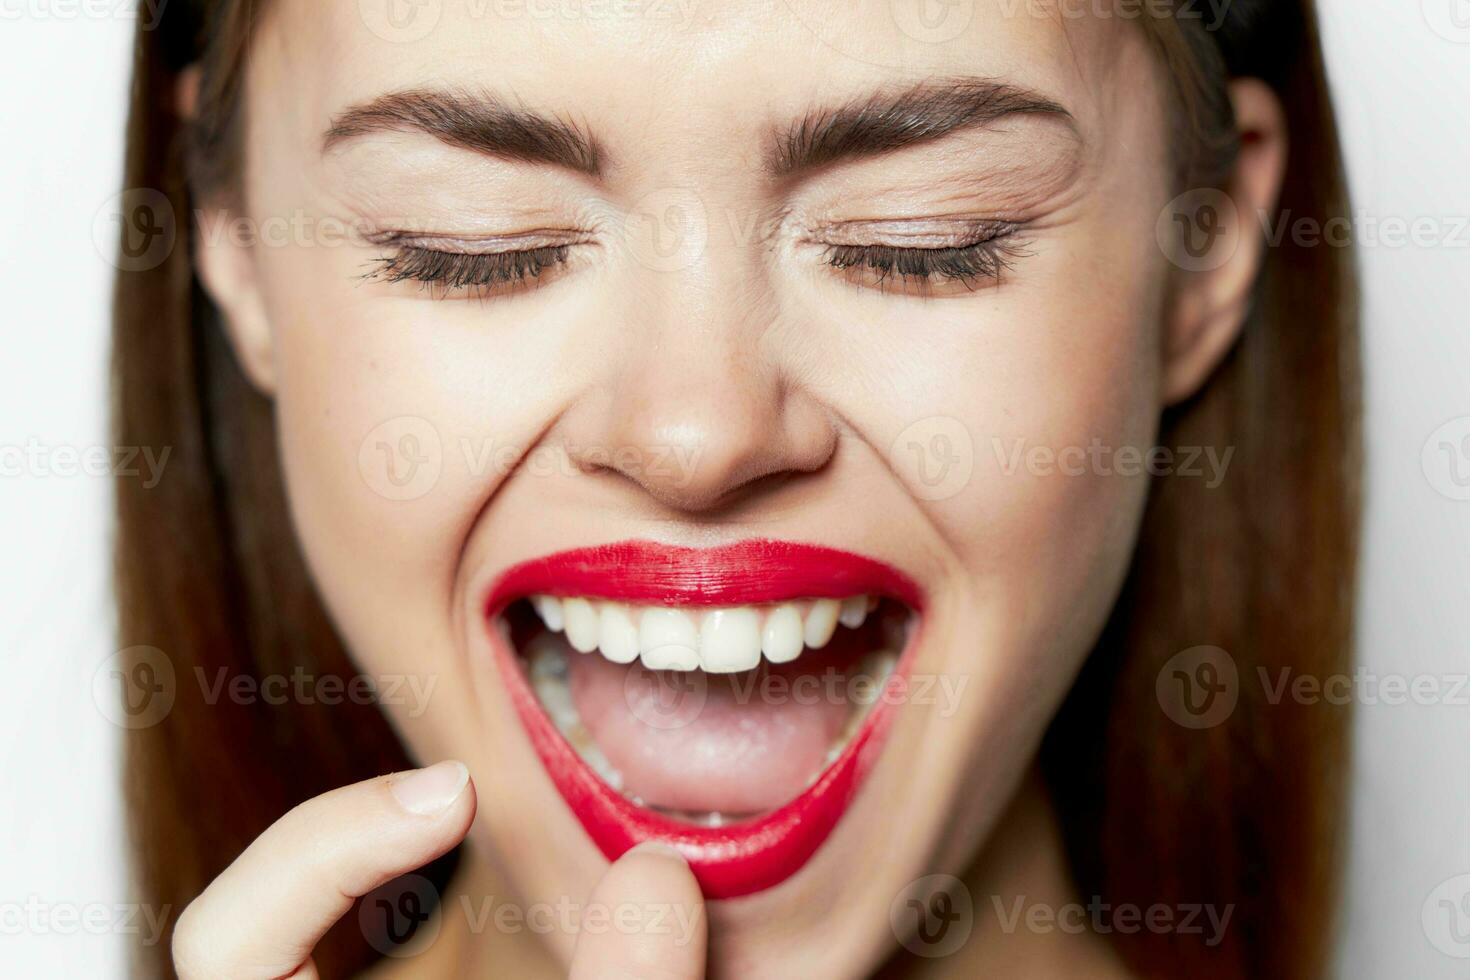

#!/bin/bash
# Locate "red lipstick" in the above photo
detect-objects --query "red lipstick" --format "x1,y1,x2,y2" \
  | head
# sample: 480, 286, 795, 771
483, 539, 924, 899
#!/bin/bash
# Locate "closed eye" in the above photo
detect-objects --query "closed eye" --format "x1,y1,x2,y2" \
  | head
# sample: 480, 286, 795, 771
821, 225, 1029, 292
364, 243, 573, 299
359, 222, 1028, 301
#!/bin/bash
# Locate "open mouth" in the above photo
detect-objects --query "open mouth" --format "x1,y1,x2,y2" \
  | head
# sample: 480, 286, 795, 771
483, 539, 924, 899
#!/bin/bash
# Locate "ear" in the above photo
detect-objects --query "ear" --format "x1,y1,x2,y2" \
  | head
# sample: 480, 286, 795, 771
194, 206, 278, 393
1160, 78, 1288, 405
178, 65, 278, 394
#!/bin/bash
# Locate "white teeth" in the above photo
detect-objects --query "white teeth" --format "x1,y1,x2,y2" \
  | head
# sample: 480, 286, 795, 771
532, 595, 564, 632
699, 608, 762, 673
531, 673, 576, 728
562, 598, 600, 653
527, 593, 881, 671
760, 604, 804, 664
597, 604, 640, 664
639, 608, 700, 670
642, 644, 700, 671
804, 598, 840, 649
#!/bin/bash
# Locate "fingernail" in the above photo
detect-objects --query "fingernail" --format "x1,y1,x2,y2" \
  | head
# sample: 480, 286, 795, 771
391, 761, 469, 815
627, 840, 688, 865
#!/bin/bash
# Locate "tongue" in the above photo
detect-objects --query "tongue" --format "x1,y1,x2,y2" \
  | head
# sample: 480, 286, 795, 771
566, 647, 853, 815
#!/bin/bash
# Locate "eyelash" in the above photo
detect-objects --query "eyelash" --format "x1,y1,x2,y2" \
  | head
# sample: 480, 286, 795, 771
822, 227, 1028, 289
367, 244, 572, 294
364, 224, 1027, 297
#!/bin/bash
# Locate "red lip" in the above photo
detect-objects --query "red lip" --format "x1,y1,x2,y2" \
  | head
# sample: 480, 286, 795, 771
482, 539, 924, 899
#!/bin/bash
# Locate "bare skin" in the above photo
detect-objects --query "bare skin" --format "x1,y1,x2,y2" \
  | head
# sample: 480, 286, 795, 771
175, 1, 1286, 976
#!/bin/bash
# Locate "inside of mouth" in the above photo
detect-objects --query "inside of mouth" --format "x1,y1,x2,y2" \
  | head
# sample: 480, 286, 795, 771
504, 596, 913, 828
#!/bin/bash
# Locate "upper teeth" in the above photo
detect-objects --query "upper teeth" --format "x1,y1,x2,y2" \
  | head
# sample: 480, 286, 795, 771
528, 595, 877, 672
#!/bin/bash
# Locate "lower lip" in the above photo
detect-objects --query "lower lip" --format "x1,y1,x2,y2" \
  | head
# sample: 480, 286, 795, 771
483, 539, 923, 899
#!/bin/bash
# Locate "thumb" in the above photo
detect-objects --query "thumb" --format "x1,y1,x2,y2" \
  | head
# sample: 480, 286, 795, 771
569, 842, 707, 980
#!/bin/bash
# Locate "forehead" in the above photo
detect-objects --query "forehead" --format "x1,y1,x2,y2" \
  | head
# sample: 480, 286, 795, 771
252, 0, 1152, 150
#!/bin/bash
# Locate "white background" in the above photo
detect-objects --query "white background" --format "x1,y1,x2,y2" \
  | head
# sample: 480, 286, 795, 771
1, 1, 1467, 975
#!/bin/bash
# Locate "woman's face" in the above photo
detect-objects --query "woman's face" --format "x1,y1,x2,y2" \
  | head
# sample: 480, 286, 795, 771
207, 0, 1195, 973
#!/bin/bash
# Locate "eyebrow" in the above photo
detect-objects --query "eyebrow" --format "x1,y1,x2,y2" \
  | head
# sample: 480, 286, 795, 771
323, 89, 603, 177
321, 77, 1074, 181
767, 76, 1077, 177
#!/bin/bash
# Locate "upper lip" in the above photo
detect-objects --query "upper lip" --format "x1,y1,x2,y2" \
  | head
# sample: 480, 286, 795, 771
482, 538, 926, 613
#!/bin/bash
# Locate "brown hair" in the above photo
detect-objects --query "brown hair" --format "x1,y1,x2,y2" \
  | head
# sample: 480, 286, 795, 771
114, 2, 1358, 976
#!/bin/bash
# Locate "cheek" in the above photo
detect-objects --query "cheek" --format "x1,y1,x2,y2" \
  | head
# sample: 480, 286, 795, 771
876, 230, 1168, 862
905, 218, 1168, 698
247, 247, 523, 721
965, 282, 1162, 600
884, 247, 1163, 546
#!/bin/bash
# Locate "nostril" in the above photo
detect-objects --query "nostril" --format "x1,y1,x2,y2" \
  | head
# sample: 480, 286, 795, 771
556, 366, 839, 514
636, 430, 835, 513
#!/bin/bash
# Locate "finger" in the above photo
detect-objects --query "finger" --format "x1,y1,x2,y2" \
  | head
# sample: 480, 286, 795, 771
172, 760, 475, 980
569, 842, 707, 980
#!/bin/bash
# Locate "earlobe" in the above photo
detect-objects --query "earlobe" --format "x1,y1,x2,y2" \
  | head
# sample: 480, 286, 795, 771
175, 64, 201, 120
1160, 78, 1288, 405
194, 208, 278, 394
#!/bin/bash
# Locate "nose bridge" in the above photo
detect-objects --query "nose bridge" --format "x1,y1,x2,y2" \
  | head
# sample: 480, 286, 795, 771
562, 228, 835, 512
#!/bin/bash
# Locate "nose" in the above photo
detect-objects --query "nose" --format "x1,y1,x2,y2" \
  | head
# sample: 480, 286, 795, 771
556, 263, 837, 514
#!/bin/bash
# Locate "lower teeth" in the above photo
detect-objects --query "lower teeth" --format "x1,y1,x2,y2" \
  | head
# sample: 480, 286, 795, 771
528, 635, 626, 791
524, 632, 900, 825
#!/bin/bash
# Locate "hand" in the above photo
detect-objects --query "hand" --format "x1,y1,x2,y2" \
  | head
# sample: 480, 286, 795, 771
170, 761, 706, 979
